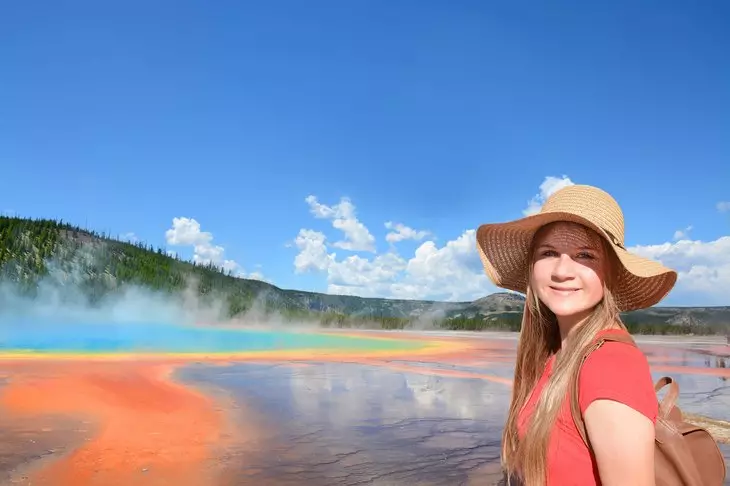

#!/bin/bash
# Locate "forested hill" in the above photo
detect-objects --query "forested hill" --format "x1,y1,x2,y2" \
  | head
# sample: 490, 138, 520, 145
1, 216, 728, 335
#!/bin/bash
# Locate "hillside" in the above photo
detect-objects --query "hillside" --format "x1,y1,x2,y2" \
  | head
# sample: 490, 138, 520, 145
1, 216, 728, 335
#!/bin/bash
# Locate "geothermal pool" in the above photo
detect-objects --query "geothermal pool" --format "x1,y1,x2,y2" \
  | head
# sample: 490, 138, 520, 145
0, 325, 727, 486
0, 321, 429, 356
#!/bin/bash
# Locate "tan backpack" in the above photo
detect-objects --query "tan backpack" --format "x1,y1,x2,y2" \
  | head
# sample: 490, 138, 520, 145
570, 333, 727, 486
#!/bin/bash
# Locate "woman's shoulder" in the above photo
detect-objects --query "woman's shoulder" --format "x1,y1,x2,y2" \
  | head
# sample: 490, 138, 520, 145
584, 335, 651, 370
577, 334, 658, 421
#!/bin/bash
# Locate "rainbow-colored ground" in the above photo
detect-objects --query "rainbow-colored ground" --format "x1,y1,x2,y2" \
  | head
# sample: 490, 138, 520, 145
0, 322, 475, 485
0, 324, 727, 486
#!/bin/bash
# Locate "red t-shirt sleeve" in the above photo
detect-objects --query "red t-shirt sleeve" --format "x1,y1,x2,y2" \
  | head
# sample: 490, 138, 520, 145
578, 341, 658, 422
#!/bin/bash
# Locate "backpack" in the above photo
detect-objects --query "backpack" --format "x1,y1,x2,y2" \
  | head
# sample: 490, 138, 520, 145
570, 332, 727, 486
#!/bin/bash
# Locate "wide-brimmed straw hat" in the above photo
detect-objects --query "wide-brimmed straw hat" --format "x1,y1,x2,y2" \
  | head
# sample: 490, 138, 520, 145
475, 184, 677, 312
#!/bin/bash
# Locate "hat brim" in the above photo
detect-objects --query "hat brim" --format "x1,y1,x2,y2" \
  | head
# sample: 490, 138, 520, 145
475, 211, 677, 312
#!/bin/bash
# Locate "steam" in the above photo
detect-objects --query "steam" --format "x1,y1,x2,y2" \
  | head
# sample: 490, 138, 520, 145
0, 236, 447, 335
404, 307, 447, 331
0, 242, 319, 332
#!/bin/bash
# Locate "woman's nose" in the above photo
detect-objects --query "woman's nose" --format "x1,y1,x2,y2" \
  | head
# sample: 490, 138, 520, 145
551, 254, 575, 280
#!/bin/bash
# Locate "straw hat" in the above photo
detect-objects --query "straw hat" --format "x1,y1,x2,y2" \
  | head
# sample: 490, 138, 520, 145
475, 185, 677, 311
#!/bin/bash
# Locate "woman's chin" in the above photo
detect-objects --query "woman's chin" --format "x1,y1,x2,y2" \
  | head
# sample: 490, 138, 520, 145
546, 303, 594, 320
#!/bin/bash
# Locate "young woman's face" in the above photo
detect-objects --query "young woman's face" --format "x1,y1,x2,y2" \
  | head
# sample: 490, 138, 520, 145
530, 222, 608, 320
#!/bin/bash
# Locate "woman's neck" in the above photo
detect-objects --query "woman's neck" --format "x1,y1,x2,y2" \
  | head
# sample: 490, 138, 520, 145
556, 311, 621, 350
556, 310, 592, 348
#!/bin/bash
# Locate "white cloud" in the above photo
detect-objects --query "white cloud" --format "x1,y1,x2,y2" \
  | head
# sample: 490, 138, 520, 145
329, 253, 407, 288
717, 201, 730, 213
295, 227, 495, 302
523, 175, 575, 216
384, 221, 430, 243
293, 229, 335, 274
630, 237, 730, 303
165, 217, 213, 247
293, 197, 495, 301
166, 217, 237, 271
304, 195, 376, 252
673, 225, 692, 241
293, 180, 730, 305
394, 229, 494, 301
165, 217, 269, 283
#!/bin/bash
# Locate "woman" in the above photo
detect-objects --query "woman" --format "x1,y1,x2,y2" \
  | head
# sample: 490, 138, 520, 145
476, 185, 677, 486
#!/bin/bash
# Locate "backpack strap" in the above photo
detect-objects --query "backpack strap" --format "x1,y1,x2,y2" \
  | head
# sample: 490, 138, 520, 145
569, 331, 638, 448
654, 376, 680, 420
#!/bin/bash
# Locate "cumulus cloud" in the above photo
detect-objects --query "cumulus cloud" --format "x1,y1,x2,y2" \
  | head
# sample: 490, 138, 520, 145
395, 229, 492, 301
293, 177, 730, 306
717, 201, 730, 213
293, 198, 494, 301
329, 245, 492, 302
523, 175, 575, 216
165, 217, 269, 282
293, 229, 334, 274
166, 217, 236, 270
630, 237, 730, 304
330, 253, 407, 287
384, 222, 430, 243
305, 195, 376, 252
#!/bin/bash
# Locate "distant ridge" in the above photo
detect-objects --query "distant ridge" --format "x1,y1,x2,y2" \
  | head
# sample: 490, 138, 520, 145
1, 216, 728, 334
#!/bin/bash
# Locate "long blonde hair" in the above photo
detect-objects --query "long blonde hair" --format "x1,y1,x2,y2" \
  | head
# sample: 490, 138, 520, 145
501, 225, 624, 486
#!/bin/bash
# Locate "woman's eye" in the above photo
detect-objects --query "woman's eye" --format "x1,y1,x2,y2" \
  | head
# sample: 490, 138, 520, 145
542, 250, 558, 257
576, 252, 595, 259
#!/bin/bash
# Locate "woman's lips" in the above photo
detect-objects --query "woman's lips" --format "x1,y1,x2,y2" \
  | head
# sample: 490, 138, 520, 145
549, 286, 580, 295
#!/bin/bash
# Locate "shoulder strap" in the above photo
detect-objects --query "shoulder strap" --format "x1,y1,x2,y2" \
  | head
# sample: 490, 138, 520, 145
569, 331, 637, 448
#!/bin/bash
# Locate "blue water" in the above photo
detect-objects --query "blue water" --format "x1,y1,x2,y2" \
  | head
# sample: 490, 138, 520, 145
0, 321, 422, 354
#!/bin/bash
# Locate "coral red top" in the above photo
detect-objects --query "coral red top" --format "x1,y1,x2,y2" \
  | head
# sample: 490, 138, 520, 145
516, 330, 658, 486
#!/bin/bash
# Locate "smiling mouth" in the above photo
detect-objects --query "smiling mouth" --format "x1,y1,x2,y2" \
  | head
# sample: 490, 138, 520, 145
550, 286, 579, 293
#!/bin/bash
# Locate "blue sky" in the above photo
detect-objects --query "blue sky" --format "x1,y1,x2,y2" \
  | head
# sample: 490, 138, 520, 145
1, 1, 729, 306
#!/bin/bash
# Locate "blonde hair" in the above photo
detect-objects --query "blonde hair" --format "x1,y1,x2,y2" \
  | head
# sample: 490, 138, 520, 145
500, 223, 624, 486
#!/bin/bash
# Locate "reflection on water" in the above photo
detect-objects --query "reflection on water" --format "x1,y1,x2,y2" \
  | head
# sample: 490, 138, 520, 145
644, 351, 729, 370
1, 331, 725, 485
179, 362, 510, 485
177, 334, 730, 485
657, 368, 730, 419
